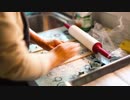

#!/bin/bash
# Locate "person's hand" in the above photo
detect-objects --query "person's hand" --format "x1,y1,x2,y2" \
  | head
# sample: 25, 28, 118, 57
29, 28, 63, 51
44, 39, 64, 50
48, 42, 80, 68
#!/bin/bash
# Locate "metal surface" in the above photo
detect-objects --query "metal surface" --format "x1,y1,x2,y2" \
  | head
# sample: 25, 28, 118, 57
27, 12, 73, 33
65, 55, 130, 86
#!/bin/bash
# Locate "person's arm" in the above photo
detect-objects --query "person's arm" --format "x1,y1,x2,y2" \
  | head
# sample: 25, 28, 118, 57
0, 12, 80, 81
0, 12, 50, 81
29, 28, 63, 51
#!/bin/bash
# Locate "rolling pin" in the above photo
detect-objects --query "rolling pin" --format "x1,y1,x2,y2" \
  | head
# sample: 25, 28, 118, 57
64, 23, 111, 59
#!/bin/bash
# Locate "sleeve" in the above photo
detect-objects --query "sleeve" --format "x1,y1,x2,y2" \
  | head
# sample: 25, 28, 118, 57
0, 12, 51, 81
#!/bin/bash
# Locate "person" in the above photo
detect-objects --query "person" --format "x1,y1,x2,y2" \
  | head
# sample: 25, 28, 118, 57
0, 12, 80, 85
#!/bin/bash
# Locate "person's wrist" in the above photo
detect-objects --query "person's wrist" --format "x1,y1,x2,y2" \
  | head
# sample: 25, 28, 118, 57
47, 51, 61, 69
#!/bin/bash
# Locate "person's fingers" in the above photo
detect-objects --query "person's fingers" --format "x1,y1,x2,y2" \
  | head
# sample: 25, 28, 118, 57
53, 39, 63, 46
56, 43, 80, 56
70, 47, 81, 55
48, 42, 81, 66
71, 46, 81, 51
61, 40, 64, 43
45, 40, 56, 49
62, 42, 80, 50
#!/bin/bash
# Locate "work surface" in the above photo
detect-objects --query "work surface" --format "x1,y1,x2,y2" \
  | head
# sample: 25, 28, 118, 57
29, 27, 130, 86
84, 64, 130, 86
